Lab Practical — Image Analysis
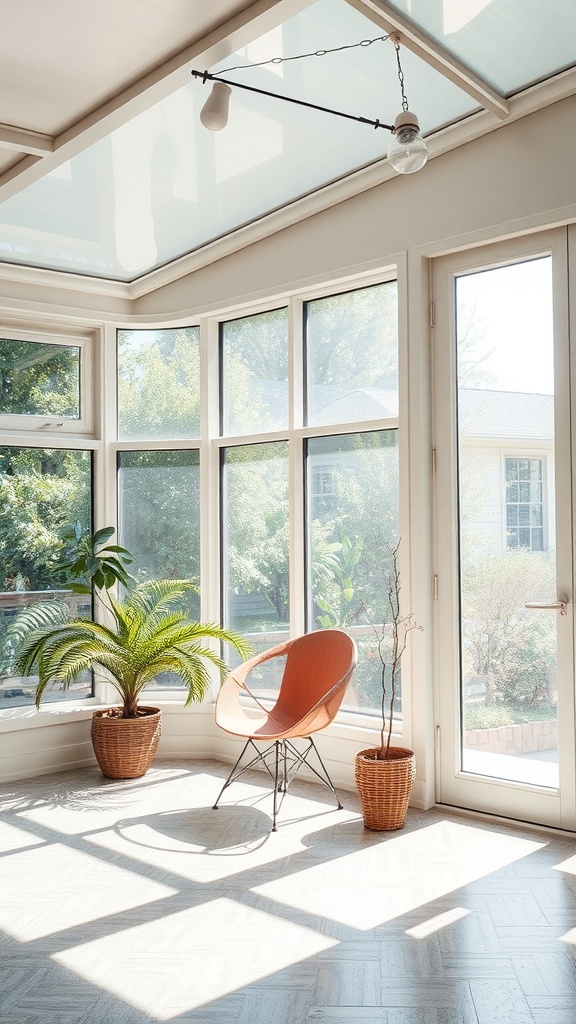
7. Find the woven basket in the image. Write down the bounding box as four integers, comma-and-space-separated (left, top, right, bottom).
91, 706, 162, 779
354, 746, 415, 831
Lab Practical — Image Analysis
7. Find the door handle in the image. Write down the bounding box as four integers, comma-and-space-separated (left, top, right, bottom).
525, 595, 568, 616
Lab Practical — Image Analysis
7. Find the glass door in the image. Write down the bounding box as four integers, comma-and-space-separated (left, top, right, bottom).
433, 230, 576, 829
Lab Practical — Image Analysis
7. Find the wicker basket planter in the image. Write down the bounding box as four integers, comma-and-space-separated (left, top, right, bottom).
91, 706, 162, 779
354, 746, 415, 830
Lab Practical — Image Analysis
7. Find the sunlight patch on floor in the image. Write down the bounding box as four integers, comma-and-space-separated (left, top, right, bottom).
54, 896, 337, 1019
405, 906, 470, 938
85, 785, 359, 884
0, 841, 177, 941
253, 819, 545, 930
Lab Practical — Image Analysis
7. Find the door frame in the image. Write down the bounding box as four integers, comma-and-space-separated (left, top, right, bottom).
432, 227, 575, 830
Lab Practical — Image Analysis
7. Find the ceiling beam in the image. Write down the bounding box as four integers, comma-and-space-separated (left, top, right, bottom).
347, 0, 509, 119
0, 0, 313, 203
0, 124, 54, 156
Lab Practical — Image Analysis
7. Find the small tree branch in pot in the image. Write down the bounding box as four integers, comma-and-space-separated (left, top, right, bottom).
373, 540, 422, 760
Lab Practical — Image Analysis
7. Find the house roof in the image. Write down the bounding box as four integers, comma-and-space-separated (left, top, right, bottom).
459, 388, 554, 441
0, 1, 575, 285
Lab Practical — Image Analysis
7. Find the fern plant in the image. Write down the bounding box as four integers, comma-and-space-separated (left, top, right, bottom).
12, 527, 251, 717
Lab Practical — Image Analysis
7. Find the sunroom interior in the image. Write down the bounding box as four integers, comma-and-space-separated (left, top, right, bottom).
3, 4, 573, 1019
2, 0, 576, 814
2, 1, 576, 1017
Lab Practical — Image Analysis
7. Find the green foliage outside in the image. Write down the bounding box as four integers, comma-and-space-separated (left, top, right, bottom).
306, 283, 398, 401
0, 338, 79, 418
461, 548, 556, 708
464, 701, 557, 732
224, 441, 289, 630
1, 291, 401, 712
117, 328, 201, 440
461, 548, 557, 733
0, 447, 91, 591
10, 526, 252, 717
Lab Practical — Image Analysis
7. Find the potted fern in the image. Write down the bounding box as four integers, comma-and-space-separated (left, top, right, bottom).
354, 541, 421, 829
13, 526, 251, 778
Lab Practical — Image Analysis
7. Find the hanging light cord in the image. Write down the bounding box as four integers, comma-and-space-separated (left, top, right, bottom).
191, 34, 397, 132
394, 40, 409, 111
219, 34, 389, 74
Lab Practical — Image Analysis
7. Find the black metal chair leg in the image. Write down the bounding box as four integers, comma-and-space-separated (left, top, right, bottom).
212, 739, 251, 809
307, 736, 343, 809
272, 740, 280, 831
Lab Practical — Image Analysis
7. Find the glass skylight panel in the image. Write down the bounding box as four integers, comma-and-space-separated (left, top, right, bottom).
0, 0, 477, 281
383, 0, 576, 95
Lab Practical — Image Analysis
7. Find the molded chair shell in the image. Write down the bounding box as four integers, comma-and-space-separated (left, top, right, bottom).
213, 629, 358, 829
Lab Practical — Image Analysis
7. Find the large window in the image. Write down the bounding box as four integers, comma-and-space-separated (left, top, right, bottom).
117, 327, 200, 440
0, 280, 400, 720
220, 280, 400, 713
0, 328, 93, 433
117, 328, 203, 694
0, 446, 92, 707
118, 450, 200, 597
306, 431, 399, 713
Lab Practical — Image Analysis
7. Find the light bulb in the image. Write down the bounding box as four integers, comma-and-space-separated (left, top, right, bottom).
387, 111, 428, 174
200, 82, 231, 131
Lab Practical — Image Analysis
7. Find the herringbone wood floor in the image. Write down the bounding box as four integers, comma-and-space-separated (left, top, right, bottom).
1, 759, 575, 1023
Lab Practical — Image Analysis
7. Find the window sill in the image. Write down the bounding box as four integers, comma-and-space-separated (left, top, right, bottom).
0, 695, 217, 733
0, 696, 396, 750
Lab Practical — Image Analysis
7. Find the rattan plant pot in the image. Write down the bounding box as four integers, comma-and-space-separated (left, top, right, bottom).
91, 706, 162, 779
354, 746, 415, 830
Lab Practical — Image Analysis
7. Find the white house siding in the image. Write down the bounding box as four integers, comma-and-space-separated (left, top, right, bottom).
460, 444, 504, 554
460, 439, 555, 554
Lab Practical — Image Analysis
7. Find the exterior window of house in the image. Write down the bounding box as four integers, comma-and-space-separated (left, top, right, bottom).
311, 465, 336, 513
505, 457, 544, 550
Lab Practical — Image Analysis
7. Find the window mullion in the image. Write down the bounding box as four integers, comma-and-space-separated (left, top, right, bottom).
201, 317, 221, 629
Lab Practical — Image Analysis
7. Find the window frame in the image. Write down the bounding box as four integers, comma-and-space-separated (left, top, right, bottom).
217, 273, 402, 720
504, 453, 546, 552
0, 440, 96, 710
0, 323, 96, 435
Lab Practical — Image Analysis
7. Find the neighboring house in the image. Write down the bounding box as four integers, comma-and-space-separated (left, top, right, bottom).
258, 380, 554, 558
310, 383, 554, 557
458, 388, 555, 555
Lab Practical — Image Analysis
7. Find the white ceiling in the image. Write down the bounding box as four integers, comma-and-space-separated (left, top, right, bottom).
0, 0, 575, 287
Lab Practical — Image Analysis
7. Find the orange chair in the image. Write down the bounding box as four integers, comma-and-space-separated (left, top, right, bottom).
213, 629, 358, 830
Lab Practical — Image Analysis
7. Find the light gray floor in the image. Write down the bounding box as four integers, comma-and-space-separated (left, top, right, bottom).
1, 759, 575, 1023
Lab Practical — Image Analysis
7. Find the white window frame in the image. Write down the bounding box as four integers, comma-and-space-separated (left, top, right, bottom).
503, 453, 546, 552
0, 322, 96, 435
216, 271, 404, 725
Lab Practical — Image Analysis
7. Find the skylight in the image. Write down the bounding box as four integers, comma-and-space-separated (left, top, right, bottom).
0, 0, 476, 282
0, 0, 574, 283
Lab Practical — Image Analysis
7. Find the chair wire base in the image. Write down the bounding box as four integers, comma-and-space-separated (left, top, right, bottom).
213, 736, 343, 831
